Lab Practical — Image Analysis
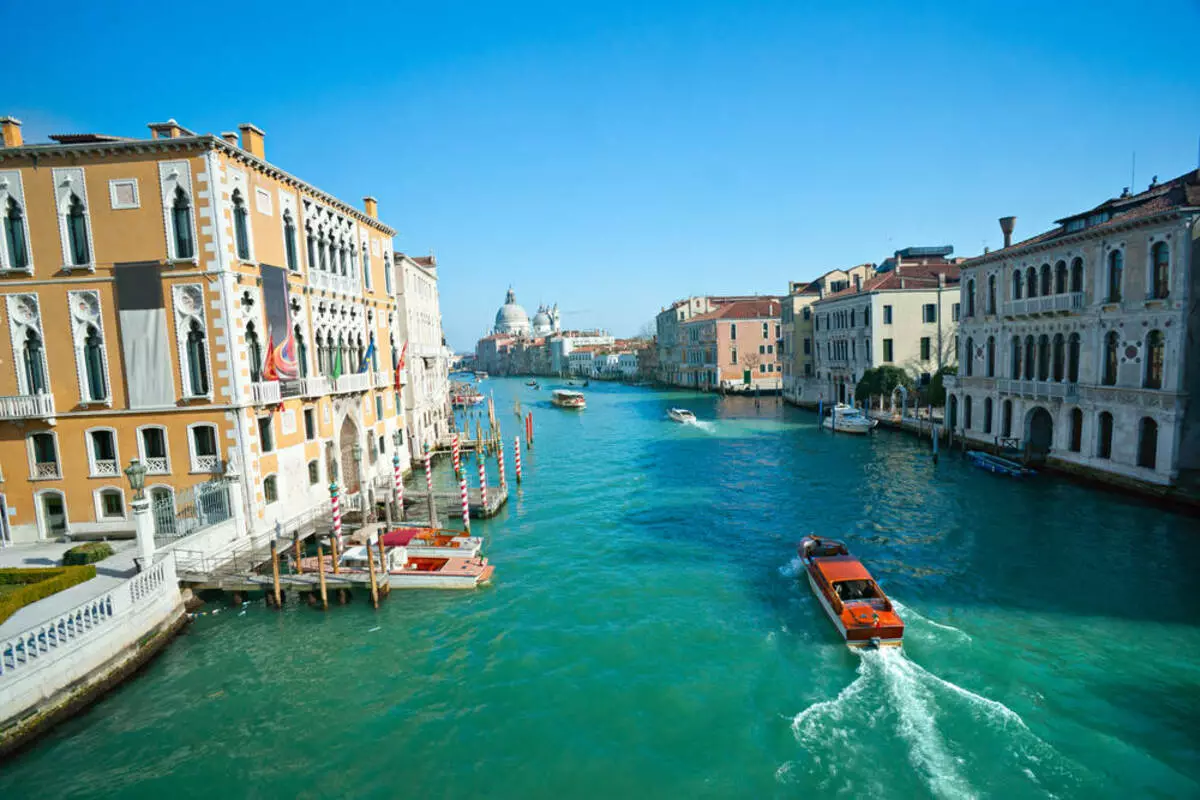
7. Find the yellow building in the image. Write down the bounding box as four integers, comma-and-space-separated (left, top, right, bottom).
0, 116, 408, 545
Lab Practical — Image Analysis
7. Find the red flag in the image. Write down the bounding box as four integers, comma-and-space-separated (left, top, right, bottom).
394, 341, 409, 391
262, 331, 278, 381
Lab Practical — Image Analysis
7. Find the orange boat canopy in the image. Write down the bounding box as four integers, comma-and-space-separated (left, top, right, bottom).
812, 556, 873, 584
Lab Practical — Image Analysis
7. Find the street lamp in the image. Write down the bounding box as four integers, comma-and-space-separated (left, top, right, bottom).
124, 457, 147, 502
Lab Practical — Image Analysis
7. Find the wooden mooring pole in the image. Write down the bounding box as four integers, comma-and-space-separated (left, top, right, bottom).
270, 540, 282, 608
293, 531, 303, 575
367, 534, 380, 609
376, 534, 390, 597
317, 544, 329, 609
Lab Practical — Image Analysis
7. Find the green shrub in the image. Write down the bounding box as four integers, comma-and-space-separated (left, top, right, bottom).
0, 566, 96, 625
62, 542, 114, 566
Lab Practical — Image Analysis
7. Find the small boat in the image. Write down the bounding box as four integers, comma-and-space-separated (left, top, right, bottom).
667, 408, 696, 424
551, 389, 586, 409
451, 392, 486, 408
967, 450, 1036, 477
382, 527, 483, 559
525, 379, 538, 387
474, 371, 488, 380
338, 545, 494, 589
823, 403, 877, 434
797, 536, 903, 648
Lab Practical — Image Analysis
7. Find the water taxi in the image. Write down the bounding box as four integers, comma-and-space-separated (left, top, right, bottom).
667, 408, 696, 424
822, 403, 877, 434
338, 545, 494, 590
382, 527, 483, 559
551, 389, 586, 409
797, 536, 903, 648
451, 391, 486, 408
966, 450, 1036, 477
474, 371, 488, 380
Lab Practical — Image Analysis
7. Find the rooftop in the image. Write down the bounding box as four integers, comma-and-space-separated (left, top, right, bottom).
688, 298, 781, 321
818, 262, 960, 302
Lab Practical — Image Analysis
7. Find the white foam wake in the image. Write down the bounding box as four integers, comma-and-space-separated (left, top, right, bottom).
778, 556, 804, 579
892, 599, 973, 642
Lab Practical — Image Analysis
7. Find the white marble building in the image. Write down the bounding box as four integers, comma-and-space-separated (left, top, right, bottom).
395, 254, 451, 457
949, 170, 1200, 490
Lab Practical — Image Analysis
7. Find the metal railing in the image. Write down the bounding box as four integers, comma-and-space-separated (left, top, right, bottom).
0, 393, 56, 420
153, 478, 233, 545
373, 371, 392, 389
93, 459, 120, 477
996, 378, 1078, 401
34, 461, 60, 479
145, 457, 169, 475
192, 455, 221, 474
1002, 292, 1084, 317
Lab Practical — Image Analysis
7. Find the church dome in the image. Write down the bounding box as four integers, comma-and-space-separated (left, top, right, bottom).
494, 288, 531, 335
531, 306, 553, 336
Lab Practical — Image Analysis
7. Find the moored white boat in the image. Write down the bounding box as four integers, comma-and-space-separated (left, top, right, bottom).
382, 527, 483, 559
667, 408, 696, 424
822, 403, 877, 434
338, 545, 493, 589
551, 389, 586, 409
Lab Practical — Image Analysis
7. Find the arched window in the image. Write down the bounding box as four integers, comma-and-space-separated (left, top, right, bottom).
284, 211, 298, 271
1097, 412, 1114, 459
246, 322, 262, 381
1151, 242, 1169, 299
350, 242, 359, 280
987, 275, 996, 314
23, 330, 46, 394
306, 225, 316, 269
84, 325, 106, 400
1103, 331, 1119, 386
1010, 335, 1021, 379
983, 397, 993, 434
1054, 260, 1067, 294
964, 337, 974, 376
1052, 334, 1065, 382
355, 335, 365, 373
1138, 418, 1158, 469
314, 331, 326, 375
98, 488, 126, 519
1069, 409, 1083, 452
340, 240, 349, 276
1037, 335, 1050, 381
1107, 250, 1123, 302
1002, 399, 1013, 438
1144, 330, 1164, 389
172, 188, 194, 259
1070, 257, 1083, 292
295, 325, 308, 378
966, 279, 975, 317
66, 194, 90, 265
1024, 336, 1036, 381
318, 233, 328, 271
1040, 263, 1051, 296
1012, 270, 1022, 299
1068, 333, 1081, 382
1026, 266, 1038, 298
186, 319, 209, 395
5, 198, 30, 269
964, 395, 973, 430
263, 475, 278, 504
336, 334, 346, 374
986, 336, 995, 377
232, 190, 250, 260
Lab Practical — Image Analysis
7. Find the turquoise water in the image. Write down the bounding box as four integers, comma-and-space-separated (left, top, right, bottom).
3, 379, 1199, 798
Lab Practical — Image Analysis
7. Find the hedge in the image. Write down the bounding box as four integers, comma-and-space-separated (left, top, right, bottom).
0, 566, 97, 626
62, 542, 114, 566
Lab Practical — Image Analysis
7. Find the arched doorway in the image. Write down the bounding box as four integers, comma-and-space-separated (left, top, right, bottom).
948, 394, 958, 430
35, 490, 68, 540
1026, 407, 1053, 460
339, 415, 360, 492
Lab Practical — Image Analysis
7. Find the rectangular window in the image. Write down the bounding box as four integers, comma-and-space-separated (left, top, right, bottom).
803, 338, 811, 355
923, 304, 936, 323
805, 363, 813, 376
952, 303, 960, 322
142, 428, 166, 459
803, 307, 811, 320
883, 339, 894, 362
32, 433, 58, 466
767, 363, 774, 373
759, 364, 766, 374
775, 324, 780, 339
920, 337, 931, 361
308, 461, 320, 485
378, 435, 386, 456
767, 344, 773, 354
304, 408, 316, 440
258, 416, 274, 453
759, 345, 765, 354
193, 426, 217, 457
101, 490, 125, 518
730, 324, 736, 340
882, 305, 894, 324
731, 348, 737, 364
109, 179, 140, 210
384, 261, 393, 294
376, 396, 384, 419
762, 322, 768, 338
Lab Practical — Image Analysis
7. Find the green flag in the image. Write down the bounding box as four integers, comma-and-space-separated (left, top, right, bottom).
332, 347, 343, 380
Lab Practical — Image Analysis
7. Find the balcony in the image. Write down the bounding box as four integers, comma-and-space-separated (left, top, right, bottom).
250, 380, 281, 405
996, 378, 1077, 401
192, 455, 222, 474
144, 457, 169, 475
1002, 292, 1083, 318
0, 393, 56, 420
1077, 384, 1185, 412
332, 372, 372, 394
373, 371, 392, 389
33, 461, 60, 479
92, 459, 120, 478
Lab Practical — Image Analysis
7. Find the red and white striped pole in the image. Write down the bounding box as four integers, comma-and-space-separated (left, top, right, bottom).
452, 433, 461, 477
496, 443, 507, 493
514, 435, 523, 484
329, 481, 342, 552
423, 448, 434, 494
392, 452, 404, 521
478, 457, 488, 507
459, 475, 470, 530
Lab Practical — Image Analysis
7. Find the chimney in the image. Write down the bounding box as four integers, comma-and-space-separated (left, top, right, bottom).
148, 119, 185, 139
363, 197, 378, 219
221, 131, 239, 146
0, 117, 22, 148
817, 284, 825, 300
854, 275, 862, 292
999, 216, 1016, 248
238, 123, 265, 159
938, 273, 945, 288
900, 277, 907, 289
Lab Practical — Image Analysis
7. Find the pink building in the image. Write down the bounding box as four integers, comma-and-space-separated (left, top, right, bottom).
679, 299, 782, 390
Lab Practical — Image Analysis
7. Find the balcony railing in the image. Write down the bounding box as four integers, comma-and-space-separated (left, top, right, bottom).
332, 372, 372, 394
996, 378, 1078, 401
1002, 292, 1084, 318
250, 380, 281, 405
192, 455, 222, 474
280, 376, 330, 398
34, 461, 60, 479
92, 459, 120, 477
144, 457, 169, 475
0, 393, 55, 420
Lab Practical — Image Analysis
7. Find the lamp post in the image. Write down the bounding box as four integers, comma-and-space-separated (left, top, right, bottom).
392, 431, 404, 522
123, 458, 154, 570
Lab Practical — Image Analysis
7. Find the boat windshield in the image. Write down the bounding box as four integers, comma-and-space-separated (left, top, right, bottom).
834, 579, 881, 602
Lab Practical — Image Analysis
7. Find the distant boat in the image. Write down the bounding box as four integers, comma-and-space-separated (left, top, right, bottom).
551, 389, 586, 409
966, 450, 1036, 477
667, 408, 696, 424
474, 371, 488, 380
822, 403, 877, 434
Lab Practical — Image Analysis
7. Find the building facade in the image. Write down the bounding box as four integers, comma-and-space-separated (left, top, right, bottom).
0, 117, 406, 545
949, 170, 1200, 489
395, 253, 450, 457
654, 295, 769, 386
810, 251, 960, 405
679, 299, 783, 390
781, 265, 876, 404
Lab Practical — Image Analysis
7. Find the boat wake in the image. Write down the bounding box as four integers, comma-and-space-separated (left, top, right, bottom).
690, 420, 716, 433
890, 599, 972, 643
777, 556, 804, 579
780, 648, 1085, 798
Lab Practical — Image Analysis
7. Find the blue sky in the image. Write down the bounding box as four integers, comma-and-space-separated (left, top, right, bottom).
9, 1, 1200, 349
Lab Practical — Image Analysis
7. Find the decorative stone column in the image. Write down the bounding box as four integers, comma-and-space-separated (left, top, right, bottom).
131, 497, 155, 569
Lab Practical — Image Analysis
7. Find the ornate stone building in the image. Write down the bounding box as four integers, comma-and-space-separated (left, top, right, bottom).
949, 169, 1200, 490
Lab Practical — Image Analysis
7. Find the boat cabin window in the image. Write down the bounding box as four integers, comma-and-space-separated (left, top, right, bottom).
834, 580, 880, 602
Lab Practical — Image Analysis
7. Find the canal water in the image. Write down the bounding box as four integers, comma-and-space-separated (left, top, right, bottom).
3, 379, 1199, 798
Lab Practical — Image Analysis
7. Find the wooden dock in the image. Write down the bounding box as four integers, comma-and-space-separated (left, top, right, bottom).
401, 486, 507, 521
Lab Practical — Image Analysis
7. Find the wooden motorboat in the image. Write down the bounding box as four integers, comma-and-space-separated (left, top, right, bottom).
551, 389, 586, 409
474, 371, 488, 380
525, 379, 539, 387
667, 408, 696, 424
822, 403, 877, 434
797, 536, 903, 648
338, 545, 493, 589
382, 527, 482, 559
967, 450, 1036, 477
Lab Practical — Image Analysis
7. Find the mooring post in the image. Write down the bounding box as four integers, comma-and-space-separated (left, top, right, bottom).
293, 531, 303, 575
514, 435, 523, 484
932, 423, 940, 464
331, 530, 340, 575
376, 534, 389, 597
270, 540, 282, 608
367, 532, 380, 609
316, 544, 329, 609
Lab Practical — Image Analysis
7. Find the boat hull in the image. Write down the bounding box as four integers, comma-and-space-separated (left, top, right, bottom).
805, 569, 902, 648
385, 564, 494, 589
822, 420, 876, 434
